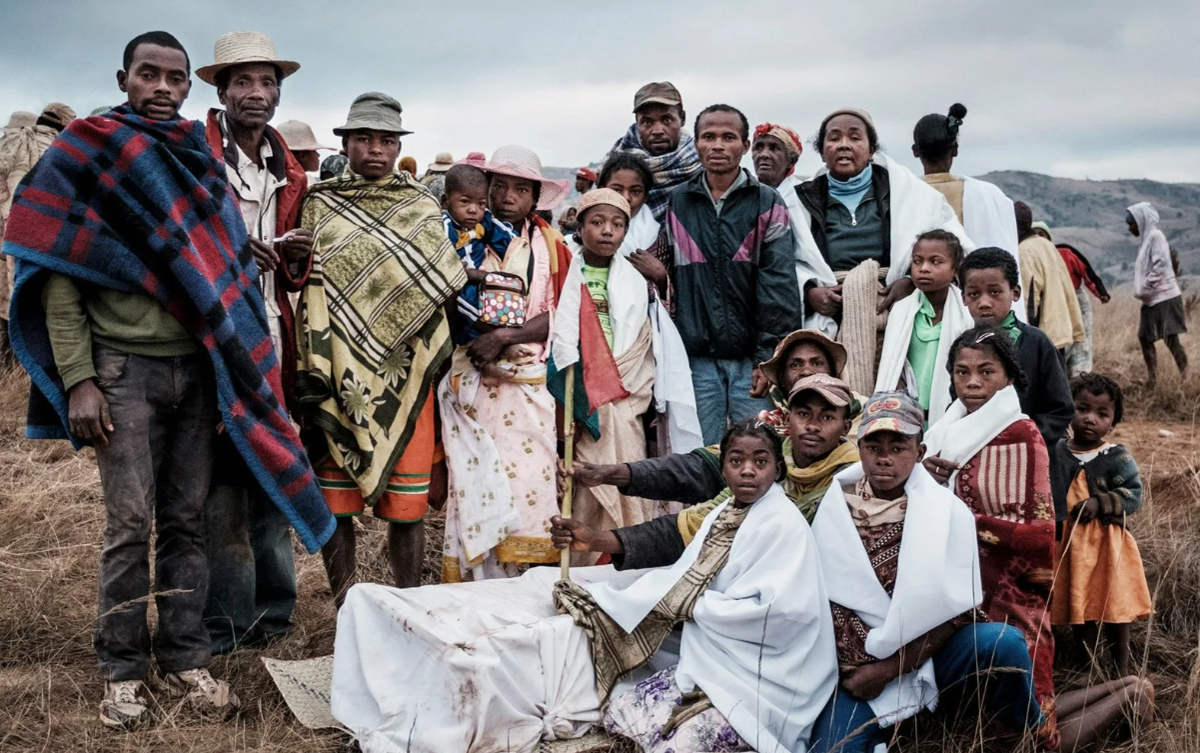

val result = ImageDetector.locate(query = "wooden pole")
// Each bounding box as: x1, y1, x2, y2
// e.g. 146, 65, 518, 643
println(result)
560, 364, 576, 581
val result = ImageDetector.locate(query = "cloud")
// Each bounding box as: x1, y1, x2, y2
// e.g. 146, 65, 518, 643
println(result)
1, 0, 1197, 182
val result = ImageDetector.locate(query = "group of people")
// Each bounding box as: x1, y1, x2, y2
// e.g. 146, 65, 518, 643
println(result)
0, 26, 1182, 753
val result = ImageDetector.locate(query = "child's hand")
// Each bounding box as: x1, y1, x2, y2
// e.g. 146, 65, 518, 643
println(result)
1074, 498, 1101, 524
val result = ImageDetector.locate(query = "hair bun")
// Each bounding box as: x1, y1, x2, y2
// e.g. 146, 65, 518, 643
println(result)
948, 103, 967, 121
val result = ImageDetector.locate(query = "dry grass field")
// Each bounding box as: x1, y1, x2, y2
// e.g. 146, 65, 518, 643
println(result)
1, 294, 1198, 752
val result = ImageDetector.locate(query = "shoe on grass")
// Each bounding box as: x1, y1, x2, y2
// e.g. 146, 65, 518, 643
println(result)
160, 668, 240, 714
100, 679, 148, 729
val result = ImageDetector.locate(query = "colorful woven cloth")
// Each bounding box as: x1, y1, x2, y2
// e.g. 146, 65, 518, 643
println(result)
296, 170, 465, 503
610, 125, 701, 222
442, 207, 517, 343
3, 105, 334, 553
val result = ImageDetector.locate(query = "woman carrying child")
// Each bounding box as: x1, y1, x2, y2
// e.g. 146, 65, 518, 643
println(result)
875, 229, 973, 425
1050, 373, 1153, 678
551, 188, 700, 554
924, 330, 1152, 751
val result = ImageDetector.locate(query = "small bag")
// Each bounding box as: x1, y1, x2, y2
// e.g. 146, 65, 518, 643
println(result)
478, 271, 527, 327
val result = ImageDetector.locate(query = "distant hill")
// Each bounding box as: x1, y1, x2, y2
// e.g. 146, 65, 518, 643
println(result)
980, 171, 1200, 289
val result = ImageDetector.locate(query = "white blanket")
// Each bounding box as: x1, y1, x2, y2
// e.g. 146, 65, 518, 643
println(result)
553, 247, 703, 453
962, 177, 1026, 322
331, 566, 640, 753
812, 464, 983, 727
587, 484, 839, 753
618, 206, 662, 258
923, 384, 1025, 487
793, 153, 973, 336
874, 285, 972, 426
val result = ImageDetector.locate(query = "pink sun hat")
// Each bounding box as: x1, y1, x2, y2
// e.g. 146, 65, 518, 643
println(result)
482, 145, 570, 211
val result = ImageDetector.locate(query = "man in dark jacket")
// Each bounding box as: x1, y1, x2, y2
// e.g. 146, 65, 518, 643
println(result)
666, 104, 803, 444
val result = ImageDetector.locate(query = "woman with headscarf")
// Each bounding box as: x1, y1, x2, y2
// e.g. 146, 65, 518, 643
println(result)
1128, 201, 1188, 386
790, 108, 973, 395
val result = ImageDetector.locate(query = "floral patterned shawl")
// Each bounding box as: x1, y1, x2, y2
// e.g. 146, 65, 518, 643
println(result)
296, 170, 466, 502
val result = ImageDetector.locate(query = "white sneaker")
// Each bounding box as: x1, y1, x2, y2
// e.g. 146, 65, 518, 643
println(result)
100, 679, 148, 729
161, 668, 240, 715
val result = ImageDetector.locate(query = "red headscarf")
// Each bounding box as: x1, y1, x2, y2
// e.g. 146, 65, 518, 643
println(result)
753, 123, 804, 176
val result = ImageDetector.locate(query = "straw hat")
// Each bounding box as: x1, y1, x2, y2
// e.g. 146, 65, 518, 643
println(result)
576, 187, 630, 219
196, 31, 300, 86
276, 120, 334, 152
483, 145, 570, 211
5, 111, 36, 130
332, 92, 412, 136
426, 152, 454, 173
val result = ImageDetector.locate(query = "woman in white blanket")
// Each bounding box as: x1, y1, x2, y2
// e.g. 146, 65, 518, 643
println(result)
874, 229, 972, 426
552, 189, 702, 550
331, 420, 837, 753
790, 107, 972, 395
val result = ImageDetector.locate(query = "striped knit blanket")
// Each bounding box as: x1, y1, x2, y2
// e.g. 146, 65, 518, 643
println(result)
610, 125, 701, 223
2, 106, 334, 553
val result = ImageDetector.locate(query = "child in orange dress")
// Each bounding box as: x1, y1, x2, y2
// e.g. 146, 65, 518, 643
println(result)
1050, 373, 1152, 676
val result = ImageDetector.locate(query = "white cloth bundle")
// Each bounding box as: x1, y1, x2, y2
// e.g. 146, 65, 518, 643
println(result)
617, 205, 662, 257
812, 463, 983, 727
874, 285, 972, 426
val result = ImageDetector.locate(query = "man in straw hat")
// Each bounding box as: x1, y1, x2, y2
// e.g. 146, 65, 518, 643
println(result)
2, 29, 337, 728
294, 92, 466, 605
421, 150, 454, 197
198, 30, 316, 657
277, 119, 335, 177
436, 146, 573, 582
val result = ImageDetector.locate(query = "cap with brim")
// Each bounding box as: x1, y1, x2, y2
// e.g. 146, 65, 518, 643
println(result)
759, 329, 848, 389
576, 187, 630, 220
858, 391, 924, 439
276, 120, 334, 152
575, 167, 597, 181
633, 82, 682, 112
332, 92, 412, 137
788, 374, 853, 408
483, 145, 570, 211
427, 152, 454, 172
196, 31, 300, 86
39, 103, 76, 128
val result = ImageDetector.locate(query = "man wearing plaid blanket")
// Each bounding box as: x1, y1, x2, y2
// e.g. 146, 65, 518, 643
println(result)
2, 31, 335, 728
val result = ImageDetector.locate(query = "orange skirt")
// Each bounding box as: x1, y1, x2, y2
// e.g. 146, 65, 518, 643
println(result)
315, 392, 435, 523
1051, 473, 1152, 625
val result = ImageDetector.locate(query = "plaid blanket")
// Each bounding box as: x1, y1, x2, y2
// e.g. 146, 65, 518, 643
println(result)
297, 171, 466, 502
610, 124, 702, 223
442, 207, 516, 344
2, 105, 335, 553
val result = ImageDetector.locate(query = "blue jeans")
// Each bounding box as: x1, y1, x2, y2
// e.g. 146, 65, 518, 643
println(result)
809, 623, 1046, 753
203, 482, 296, 655
689, 357, 773, 446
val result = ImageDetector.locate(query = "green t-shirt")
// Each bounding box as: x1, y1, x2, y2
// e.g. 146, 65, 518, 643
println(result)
582, 263, 613, 347
907, 291, 942, 413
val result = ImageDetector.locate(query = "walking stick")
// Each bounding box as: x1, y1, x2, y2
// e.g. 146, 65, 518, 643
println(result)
560, 364, 576, 581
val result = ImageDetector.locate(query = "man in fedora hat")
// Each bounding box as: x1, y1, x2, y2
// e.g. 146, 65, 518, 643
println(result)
421, 150, 454, 198
607, 81, 701, 222
277, 119, 335, 178
295, 92, 465, 605
198, 30, 314, 656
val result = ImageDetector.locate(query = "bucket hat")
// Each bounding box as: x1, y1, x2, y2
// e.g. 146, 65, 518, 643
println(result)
483, 145, 570, 211
332, 92, 412, 137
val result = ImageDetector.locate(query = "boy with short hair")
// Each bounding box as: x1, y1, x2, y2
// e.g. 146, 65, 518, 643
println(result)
958, 247, 1074, 450
809, 391, 1049, 753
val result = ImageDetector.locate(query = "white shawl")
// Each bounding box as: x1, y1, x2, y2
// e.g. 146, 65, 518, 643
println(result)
618, 207, 662, 257
874, 286, 972, 426
961, 176, 1026, 322
813, 464, 983, 727
793, 153, 973, 336
552, 251, 703, 453
587, 484, 839, 753
923, 385, 1025, 486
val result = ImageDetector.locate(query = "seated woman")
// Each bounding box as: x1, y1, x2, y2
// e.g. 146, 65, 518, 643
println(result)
923, 328, 1153, 751
810, 390, 1048, 753
790, 108, 972, 394
552, 373, 859, 569
330, 422, 838, 753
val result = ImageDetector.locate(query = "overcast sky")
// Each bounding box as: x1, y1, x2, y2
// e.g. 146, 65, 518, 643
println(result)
3, 0, 1198, 182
